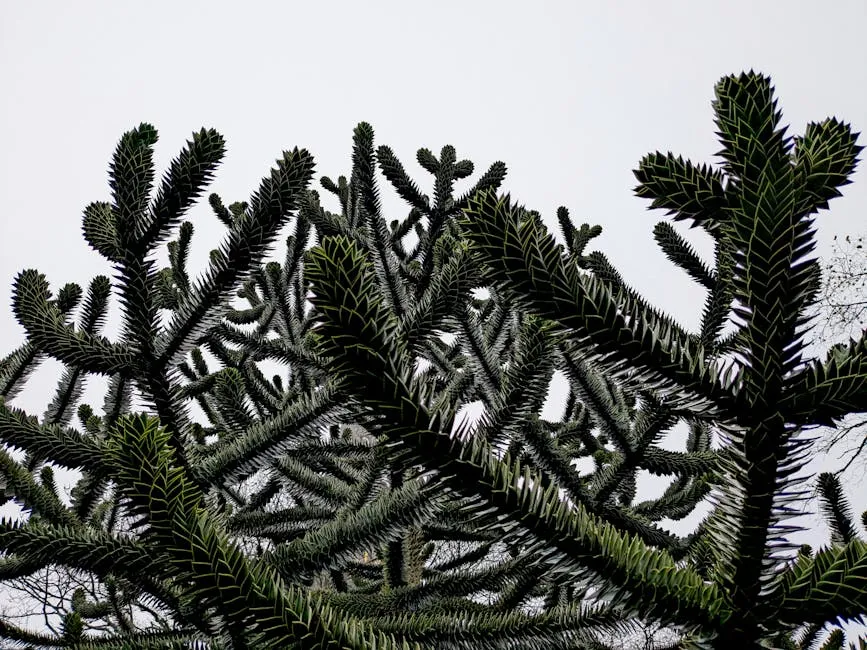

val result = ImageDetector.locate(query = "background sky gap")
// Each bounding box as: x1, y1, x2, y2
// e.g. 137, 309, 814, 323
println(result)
2, 0, 866, 640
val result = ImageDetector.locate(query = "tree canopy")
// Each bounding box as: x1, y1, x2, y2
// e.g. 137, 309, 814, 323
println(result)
0, 71, 865, 650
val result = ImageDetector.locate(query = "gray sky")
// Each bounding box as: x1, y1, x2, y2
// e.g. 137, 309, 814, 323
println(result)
2, 0, 866, 640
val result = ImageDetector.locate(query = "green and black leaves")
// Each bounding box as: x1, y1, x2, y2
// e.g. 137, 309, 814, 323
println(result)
450, 71, 867, 646
0, 73, 864, 650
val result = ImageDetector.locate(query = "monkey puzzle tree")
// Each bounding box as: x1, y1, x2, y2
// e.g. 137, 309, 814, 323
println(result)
0, 120, 706, 648
0, 71, 863, 649
304, 72, 867, 648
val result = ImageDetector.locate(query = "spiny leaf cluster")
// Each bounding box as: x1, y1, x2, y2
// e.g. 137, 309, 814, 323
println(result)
0, 71, 864, 649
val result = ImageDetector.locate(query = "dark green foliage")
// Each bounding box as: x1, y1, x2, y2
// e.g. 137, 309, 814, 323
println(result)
0, 72, 864, 650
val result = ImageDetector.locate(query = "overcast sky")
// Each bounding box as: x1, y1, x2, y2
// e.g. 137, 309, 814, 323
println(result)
2, 0, 866, 640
